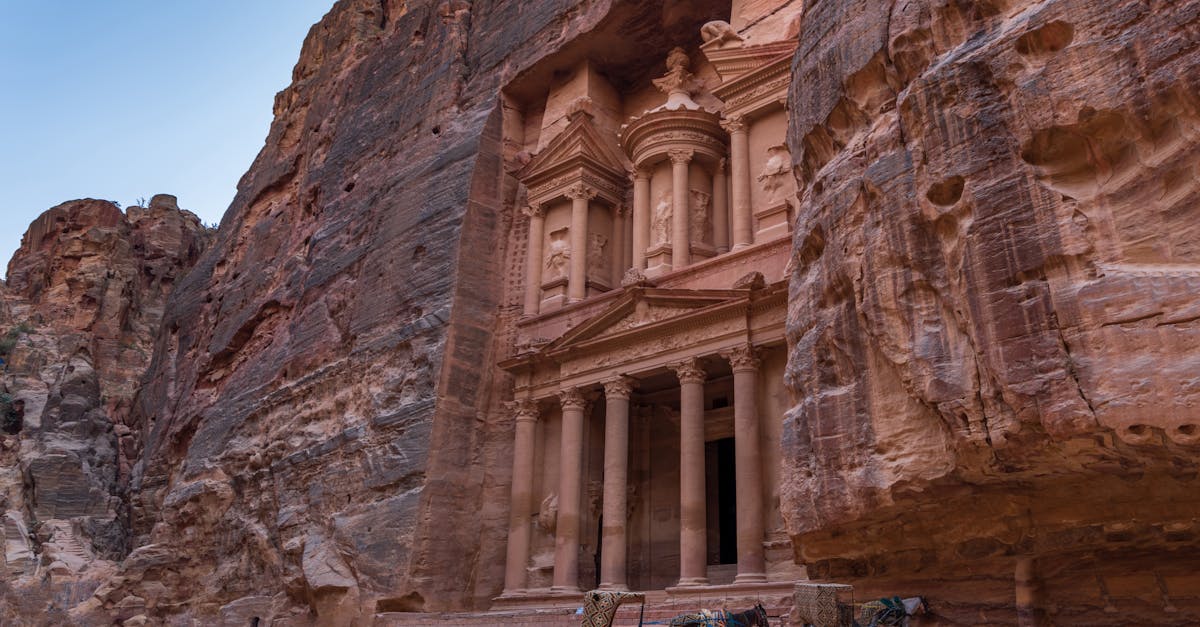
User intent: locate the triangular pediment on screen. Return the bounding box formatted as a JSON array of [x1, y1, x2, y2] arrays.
[[545, 288, 749, 354], [517, 111, 630, 188]]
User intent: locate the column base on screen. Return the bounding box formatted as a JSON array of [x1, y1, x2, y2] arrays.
[[733, 572, 768, 585], [496, 588, 528, 599], [674, 577, 710, 588], [598, 583, 630, 592], [549, 585, 582, 595], [731, 242, 752, 252]]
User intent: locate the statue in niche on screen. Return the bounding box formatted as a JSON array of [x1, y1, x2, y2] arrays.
[[689, 189, 711, 243], [538, 493, 558, 533], [587, 233, 608, 277], [545, 228, 570, 280], [651, 190, 672, 246], [700, 20, 744, 48], [758, 144, 793, 206]]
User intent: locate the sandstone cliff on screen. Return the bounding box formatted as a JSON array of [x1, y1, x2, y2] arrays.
[[6, 0, 1198, 624], [783, 0, 1200, 623], [0, 195, 211, 618], [90, 1, 721, 624]]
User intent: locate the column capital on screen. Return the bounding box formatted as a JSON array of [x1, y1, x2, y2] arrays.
[[558, 387, 589, 410], [670, 358, 706, 384], [613, 203, 630, 218], [565, 182, 598, 201], [721, 344, 761, 372], [521, 203, 545, 219], [716, 157, 728, 174], [668, 148, 695, 165], [506, 398, 541, 423], [602, 376, 637, 400], [633, 166, 653, 182], [720, 115, 747, 134]]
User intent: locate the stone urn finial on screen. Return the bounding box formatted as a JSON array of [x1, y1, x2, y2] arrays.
[[653, 47, 703, 110]]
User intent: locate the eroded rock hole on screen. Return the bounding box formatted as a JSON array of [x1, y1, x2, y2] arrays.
[[344, 181, 356, 193], [431, 125, 441, 136], [1015, 20, 1074, 57], [412, 245, 426, 261], [926, 175, 965, 206], [1178, 425, 1197, 436]]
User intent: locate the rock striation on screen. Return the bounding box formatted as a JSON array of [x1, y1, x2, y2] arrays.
[[0, 195, 211, 617], [783, 0, 1200, 623]]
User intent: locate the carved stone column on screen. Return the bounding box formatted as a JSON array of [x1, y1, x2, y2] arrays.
[[632, 169, 651, 270], [610, 206, 626, 286], [503, 399, 539, 594], [672, 358, 708, 586], [723, 116, 753, 250], [567, 184, 597, 302], [600, 376, 634, 590], [669, 149, 694, 269], [522, 205, 546, 315], [552, 388, 588, 593], [712, 159, 729, 253], [722, 345, 766, 583]]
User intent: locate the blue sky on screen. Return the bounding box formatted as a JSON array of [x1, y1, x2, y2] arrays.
[[0, 1, 334, 276]]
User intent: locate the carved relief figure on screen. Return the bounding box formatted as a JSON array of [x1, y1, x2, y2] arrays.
[[689, 189, 711, 243], [700, 20, 743, 47], [587, 233, 608, 277], [758, 144, 793, 206], [652, 190, 672, 245], [545, 228, 570, 279]]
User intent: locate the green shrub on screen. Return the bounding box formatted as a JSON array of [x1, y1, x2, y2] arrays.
[[0, 322, 32, 358]]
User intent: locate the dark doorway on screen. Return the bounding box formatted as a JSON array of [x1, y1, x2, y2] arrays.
[[595, 515, 603, 590], [713, 437, 737, 565]]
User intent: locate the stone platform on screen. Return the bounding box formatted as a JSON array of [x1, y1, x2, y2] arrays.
[[380, 582, 797, 625]]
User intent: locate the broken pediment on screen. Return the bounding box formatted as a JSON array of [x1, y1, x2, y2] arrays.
[[701, 39, 797, 86], [517, 109, 631, 206]]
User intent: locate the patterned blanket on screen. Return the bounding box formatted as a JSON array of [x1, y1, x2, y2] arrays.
[[581, 590, 646, 627]]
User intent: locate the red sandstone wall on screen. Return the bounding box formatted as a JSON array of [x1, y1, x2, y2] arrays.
[[91, 1, 725, 623], [783, 0, 1200, 623]]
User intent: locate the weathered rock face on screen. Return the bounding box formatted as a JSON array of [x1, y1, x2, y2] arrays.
[[93, 1, 724, 623], [0, 195, 211, 614], [784, 0, 1200, 623]]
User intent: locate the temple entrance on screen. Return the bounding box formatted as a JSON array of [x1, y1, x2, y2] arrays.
[[706, 437, 738, 567]]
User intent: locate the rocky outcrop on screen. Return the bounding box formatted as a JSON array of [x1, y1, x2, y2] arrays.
[[783, 0, 1200, 623], [0, 196, 211, 616]]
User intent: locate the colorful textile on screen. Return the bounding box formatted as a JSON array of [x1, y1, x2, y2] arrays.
[[667, 609, 725, 626], [659, 604, 769, 627], [581, 590, 645, 627], [725, 604, 769, 626]]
